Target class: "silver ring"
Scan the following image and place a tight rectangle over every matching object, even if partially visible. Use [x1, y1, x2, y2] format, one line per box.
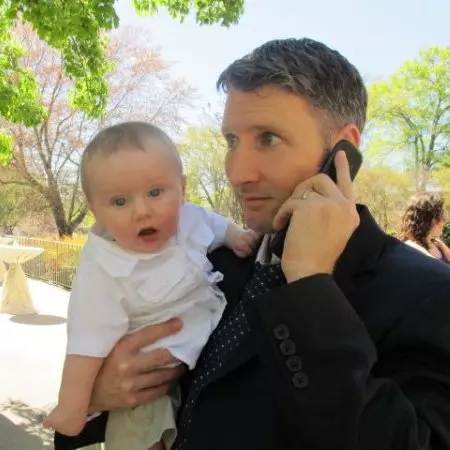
[301, 189, 311, 200]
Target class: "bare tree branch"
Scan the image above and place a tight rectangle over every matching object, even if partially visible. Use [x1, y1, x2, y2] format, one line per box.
[3, 24, 194, 237]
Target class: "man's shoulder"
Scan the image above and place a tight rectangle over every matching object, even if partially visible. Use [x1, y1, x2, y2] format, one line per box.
[382, 237, 450, 277]
[371, 236, 450, 303]
[208, 245, 240, 266]
[207, 244, 253, 279]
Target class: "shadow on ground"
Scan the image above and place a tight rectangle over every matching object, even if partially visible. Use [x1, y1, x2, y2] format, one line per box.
[0, 399, 53, 450]
[9, 314, 66, 326]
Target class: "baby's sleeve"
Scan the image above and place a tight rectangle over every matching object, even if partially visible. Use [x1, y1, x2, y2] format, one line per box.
[66, 254, 129, 357]
[203, 208, 231, 252]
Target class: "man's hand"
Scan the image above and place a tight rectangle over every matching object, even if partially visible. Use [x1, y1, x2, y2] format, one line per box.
[89, 319, 184, 413]
[273, 151, 360, 282]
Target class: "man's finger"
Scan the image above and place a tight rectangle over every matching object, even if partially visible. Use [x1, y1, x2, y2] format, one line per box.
[272, 205, 292, 231]
[335, 150, 354, 202]
[132, 366, 185, 391]
[127, 384, 171, 408]
[289, 173, 343, 202]
[121, 319, 183, 354]
[131, 348, 179, 372]
[272, 192, 327, 230]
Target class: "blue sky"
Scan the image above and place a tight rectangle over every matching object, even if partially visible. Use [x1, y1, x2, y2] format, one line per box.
[116, 0, 450, 123]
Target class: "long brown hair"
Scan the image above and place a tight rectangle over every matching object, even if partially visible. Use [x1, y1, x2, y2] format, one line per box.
[398, 192, 445, 250]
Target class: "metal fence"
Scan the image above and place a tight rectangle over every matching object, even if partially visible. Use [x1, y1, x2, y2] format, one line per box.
[14, 236, 83, 290]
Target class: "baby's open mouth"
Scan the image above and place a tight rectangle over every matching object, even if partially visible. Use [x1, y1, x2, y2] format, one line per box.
[138, 227, 157, 236]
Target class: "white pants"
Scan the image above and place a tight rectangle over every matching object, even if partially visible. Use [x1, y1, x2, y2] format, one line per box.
[105, 395, 177, 450]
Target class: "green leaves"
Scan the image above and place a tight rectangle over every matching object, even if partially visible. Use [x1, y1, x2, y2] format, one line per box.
[0, 0, 245, 163]
[367, 46, 450, 189]
[0, 134, 13, 165]
[3, 0, 244, 125]
[0, 13, 46, 164]
[133, 0, 245, 26]
[10, 0, 117, 118]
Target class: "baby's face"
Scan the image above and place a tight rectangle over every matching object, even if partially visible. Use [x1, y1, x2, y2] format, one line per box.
[85, 140, 185, 253]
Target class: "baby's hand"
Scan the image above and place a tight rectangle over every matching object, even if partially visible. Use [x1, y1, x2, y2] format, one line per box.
[231, 229, 260, 258]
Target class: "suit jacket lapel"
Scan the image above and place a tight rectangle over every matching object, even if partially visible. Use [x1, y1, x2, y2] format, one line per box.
[200, 244, 260, 384]
[333, 205, 388, 299]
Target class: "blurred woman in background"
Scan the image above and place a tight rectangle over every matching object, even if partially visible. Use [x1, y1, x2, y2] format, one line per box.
[399, 192, 450, 263]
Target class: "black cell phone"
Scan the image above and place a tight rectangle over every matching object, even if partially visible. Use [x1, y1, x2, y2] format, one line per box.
[270, 140, 363, 259]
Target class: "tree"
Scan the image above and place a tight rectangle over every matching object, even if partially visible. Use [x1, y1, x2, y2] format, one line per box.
[354, 165, 414, 234]
[1, 25, 194, 237]
[0, 0, 245, 161]
[432, 167, 450, 216]
[429, 168, 450, 246]
[0, 184, 29, 234]
[0, 167, 47, 234]
[179, 127, 243, 224]
[367, 47, 450, 191]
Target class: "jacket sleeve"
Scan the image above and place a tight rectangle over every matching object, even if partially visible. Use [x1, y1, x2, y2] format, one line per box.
[245, 273, 450, 450]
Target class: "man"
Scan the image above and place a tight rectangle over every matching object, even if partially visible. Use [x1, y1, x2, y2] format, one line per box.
[56, 38, 450, 449]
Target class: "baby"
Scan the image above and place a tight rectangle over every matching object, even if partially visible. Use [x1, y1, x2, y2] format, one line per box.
[43, 121, 258, 450]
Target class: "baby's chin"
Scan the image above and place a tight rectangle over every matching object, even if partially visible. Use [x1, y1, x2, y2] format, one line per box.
[135, 236, 174, 254]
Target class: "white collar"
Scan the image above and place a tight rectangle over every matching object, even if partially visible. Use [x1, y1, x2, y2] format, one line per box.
[86, 226, 171, 278]
[405, 239, 434, 258]
[255, 234, 281, 265]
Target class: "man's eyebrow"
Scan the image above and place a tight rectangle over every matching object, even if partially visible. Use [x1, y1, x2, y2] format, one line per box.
[222, 124, 286, 135]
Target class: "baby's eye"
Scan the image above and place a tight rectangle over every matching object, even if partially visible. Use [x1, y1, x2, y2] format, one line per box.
[148, 188, 162, 197]
[113, 197, 127, 207]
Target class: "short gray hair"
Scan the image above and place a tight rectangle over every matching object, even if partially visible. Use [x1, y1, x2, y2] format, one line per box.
[81, 121, 182, 197]
[217, 38, 367, 133]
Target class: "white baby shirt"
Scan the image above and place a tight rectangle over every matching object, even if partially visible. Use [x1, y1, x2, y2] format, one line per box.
[66, 203, 230, 369]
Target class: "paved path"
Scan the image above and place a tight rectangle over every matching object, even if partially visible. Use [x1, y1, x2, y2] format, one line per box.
[0, 279, 68, 450]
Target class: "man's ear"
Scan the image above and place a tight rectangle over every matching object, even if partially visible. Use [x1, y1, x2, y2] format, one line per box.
[333, 124, 361, 148]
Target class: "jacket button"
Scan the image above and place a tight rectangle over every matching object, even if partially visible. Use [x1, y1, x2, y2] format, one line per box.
[292, 371, 309, 389]
[273, 324, 290, 340]
[279, 339, 296, 356]
[286, 356, 302, 372]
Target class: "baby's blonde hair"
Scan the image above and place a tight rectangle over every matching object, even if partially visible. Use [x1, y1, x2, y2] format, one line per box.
[81, 121, 183, 198]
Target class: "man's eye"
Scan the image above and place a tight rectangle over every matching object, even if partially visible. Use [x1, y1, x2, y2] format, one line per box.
[113, 197, 126, 206]
[148, 188, 162, 197]
[259, 132, 281, 147]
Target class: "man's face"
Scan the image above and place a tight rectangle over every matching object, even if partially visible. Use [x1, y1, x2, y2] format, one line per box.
[222, 86, 328, 233]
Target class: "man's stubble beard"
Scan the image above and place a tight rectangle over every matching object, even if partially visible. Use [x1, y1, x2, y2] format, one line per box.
[242, 207, 278, 235]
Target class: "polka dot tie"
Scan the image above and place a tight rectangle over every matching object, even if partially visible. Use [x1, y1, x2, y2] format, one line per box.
[173, 262, 285, 449]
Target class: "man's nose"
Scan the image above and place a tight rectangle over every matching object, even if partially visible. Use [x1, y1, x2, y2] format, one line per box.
[226, 146, 259, 187]
[132, 197, 152, 220]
